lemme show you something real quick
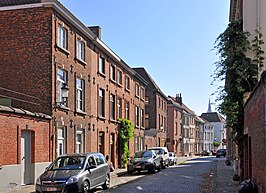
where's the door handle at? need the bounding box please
[22,157,25,160]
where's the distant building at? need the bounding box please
[201,102,226,150]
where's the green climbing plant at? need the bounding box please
[118,118,134,167]
[212,20,261,178]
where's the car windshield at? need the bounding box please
[134,151,152,158]
[150,149,164,155]
[48,156,86,170]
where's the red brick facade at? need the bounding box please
[0,1,146,170]
[0,107,52,166]
[244,71,266,193]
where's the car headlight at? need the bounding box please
[66,176,79,184]
[36,177,41,185]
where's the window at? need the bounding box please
[125,101,130,120]
[135,83,140,97]
[135,105,140,126]
[57,127,66,156]
[99,56,105,74]
[77,40,85,61]
[140,108,144,127]
[58,25,67,49]
[75,130,84,153]
[76,78,85,112]
[110,94,115,120]
[117,69,122,85]
[110,65,115,81]
[140,87,145,100]
[57,69,67,105]
[125,76,130,91]
[98,132,104,154]
[99,89,105,117]
[117,98,122,119]
[95,154,105,165]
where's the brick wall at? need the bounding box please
[244,72,266,193]
[0,111,52,165]
[0,7,53,115]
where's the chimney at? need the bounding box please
[88,26,101,39]
[175,93,182,105]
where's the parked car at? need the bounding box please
[216,149,226,158]
[148,147,170,168]
[200,150,210,156]
[127,150,161,174]
[211,149,217,156]
[168,152,177,165]
[35,152,110,193]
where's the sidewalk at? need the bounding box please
[212,158,239,193]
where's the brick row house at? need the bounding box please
[0,0,147,190]
[133,68,168,148]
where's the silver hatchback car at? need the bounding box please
[35,152,110,193]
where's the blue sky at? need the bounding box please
[59,0,229,115]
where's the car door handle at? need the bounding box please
[22,157,25,160]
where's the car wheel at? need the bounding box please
[149,164,156,174]
[127,170,133,175]
[82,180,90,193]
[102,174,110,190]
[157,163,161,171]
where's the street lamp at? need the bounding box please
[61,83,69,101]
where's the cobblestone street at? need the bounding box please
[5,157,239,193]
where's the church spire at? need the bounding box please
[207,98,212,112]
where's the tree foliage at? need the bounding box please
[213,20,258,143]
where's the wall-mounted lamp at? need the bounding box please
[61,83,69,99]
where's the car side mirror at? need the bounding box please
[164,152,167,155]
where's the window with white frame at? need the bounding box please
[57,127,65,156]
[135,105,140,126]
[140,87,145,100]
[76,78,85,112]
[117,98,122,119]
[99,56,105,74]
[75,130,84,153]
[125,76,130,91]
[110,65,116,81]
[99,88,105,117]
[57,69,67,105]
[140,108,144,127]
[135,83,140,97]
[125,101,130,120]
[117,69,122,85]
[58,25,67,49]
[110,94,115,120]
[77,40,85,61]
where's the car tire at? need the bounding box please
[102,174,110,190]
[82,180,90,193]
[127,170,133,175]
[149,164,156,174]
[157,163,161,171]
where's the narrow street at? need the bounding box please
[98,157,215,193]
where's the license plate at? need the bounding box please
[135,166,142,169]
[46,187,58,191]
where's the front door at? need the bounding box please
[21,131,32,185]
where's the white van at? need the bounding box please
[148,147,169,168]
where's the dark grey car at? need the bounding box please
[35,152,110,193]
[127,150,161,174]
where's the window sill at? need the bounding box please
[110,79,116,84]
[55,45,70,56]
[75,57,87,66]
[110,119,119,124]
[98,72,106,78]
[75,110,87,116]
[140,126,145,130]
[55,103,70,111]
[125,88,130,93]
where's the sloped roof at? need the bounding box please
[195,116,206,123]
[0,0,41,7]
[0,105,51,119]
[133,67,167,99]
[167,96,183,109]
[201,112,225,123]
